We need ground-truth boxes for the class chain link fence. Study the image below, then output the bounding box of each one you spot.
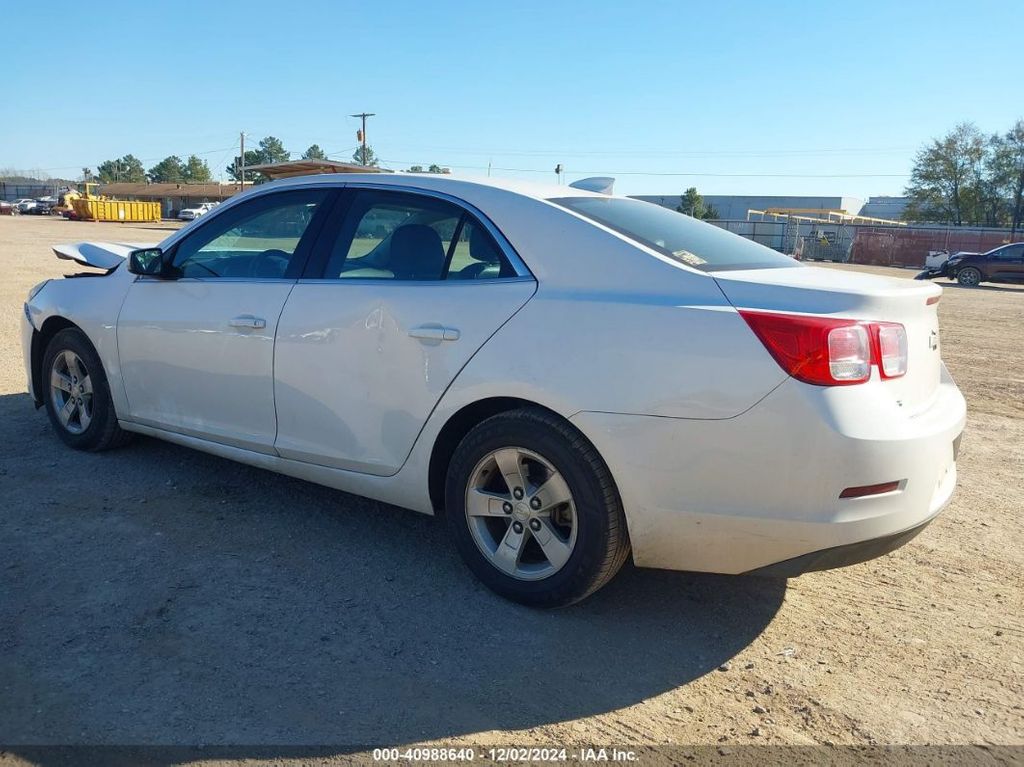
[711,219,1024,268]
[0,182,64,202]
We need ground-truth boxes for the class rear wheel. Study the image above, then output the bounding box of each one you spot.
[957,267,982,287]
[445,408,630,607]
[42,328,132,451]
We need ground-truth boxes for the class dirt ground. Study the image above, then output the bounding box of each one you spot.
[0,215,1021,761]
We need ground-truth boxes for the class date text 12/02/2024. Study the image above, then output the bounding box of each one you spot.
[372,747,639,762]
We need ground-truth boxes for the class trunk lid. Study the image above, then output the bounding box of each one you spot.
[713,265,944,413]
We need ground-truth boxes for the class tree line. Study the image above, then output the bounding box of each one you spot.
[83,136,385,186]
[83,153,213,185]
[905,120,1024,233]
[85,135,458,186]
[224,136,384,182]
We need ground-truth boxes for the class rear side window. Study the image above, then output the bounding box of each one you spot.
[446,220,513,281]
[321,190,515,281]
[551,196,798,272]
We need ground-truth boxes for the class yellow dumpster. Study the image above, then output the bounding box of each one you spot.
[72,198,161,223]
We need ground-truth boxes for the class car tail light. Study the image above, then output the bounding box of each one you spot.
[739,310,907,386]
[874,323,908,378]
[827,324,870,382]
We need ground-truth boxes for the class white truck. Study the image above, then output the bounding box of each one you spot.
[177,202,218,221]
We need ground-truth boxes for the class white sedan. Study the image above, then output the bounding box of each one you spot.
[21,174,965,606]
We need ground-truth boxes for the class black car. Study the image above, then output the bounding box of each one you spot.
[917,243,1024,287]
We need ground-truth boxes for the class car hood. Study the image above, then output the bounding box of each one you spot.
[53,241,158,271]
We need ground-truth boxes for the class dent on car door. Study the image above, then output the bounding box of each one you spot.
[273,189,536,475]
[116,188,333,452]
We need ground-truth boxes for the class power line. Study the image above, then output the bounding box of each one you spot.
[16,142,240,174]
[380,160,910,178]
[322,146,360,158]
[384,144,917,158]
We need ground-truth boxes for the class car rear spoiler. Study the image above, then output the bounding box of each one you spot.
[52,241,157,271]
[569,177,615,195]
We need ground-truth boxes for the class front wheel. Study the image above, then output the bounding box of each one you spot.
[42,328,132,451]
[445,408,630,607]
[957,267,982,287]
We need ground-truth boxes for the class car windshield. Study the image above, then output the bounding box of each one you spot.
[551,196,798,272]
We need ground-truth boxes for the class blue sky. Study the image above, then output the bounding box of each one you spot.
[3,0,1020,199]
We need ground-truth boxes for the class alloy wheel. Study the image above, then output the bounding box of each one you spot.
[50,350,93,434]
[464,447,578,581]
[959,268,981,286]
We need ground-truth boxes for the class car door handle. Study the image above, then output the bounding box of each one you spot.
[409,324,460,342]
[229,315,266,329]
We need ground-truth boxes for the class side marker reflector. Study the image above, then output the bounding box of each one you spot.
[839,481,902,499]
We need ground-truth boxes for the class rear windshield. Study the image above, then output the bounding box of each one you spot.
[551,196,798,272]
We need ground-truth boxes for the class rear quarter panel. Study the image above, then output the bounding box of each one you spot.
[433,199,788,420]
[392,201,790,515]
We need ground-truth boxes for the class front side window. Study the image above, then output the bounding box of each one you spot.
[990,244,1024,261]
[173,190,329,279]
[322,190,514,280]
[551,196,799,272]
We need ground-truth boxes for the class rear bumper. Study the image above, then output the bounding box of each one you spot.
[572,364,966,575]
[744,512,935,577]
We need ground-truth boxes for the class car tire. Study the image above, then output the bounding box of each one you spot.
[957,267,982,287]
[444,408,630,608]
[42,328,133,452]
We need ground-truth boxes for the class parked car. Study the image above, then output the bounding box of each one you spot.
[925,249,953,270]
[22,174,966,606]
[177,201,218,221]
[0,200,14,216]
[14,199,37,213]
[26,199,54,215]
[916,243,1024,286]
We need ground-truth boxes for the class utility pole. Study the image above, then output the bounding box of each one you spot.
[350,112,375,165]
[239,132,246,187]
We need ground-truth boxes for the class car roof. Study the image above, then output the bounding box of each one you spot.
[256,172,608,203]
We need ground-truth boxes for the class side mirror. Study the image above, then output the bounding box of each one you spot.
[128,248,171,277]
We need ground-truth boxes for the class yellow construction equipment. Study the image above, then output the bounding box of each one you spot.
[51,189,82,217]
[70,183,161,223]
